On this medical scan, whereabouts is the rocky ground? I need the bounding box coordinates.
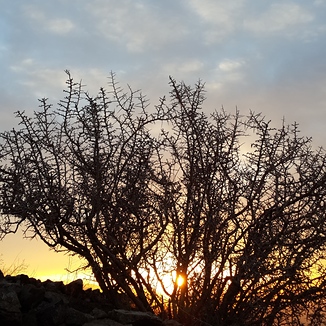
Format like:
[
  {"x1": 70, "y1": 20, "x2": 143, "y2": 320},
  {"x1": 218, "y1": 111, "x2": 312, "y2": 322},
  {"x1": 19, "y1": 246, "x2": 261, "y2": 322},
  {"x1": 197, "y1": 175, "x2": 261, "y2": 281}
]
[{"x1": 0, "y1": 270, "x2": 181, "y2": 326}]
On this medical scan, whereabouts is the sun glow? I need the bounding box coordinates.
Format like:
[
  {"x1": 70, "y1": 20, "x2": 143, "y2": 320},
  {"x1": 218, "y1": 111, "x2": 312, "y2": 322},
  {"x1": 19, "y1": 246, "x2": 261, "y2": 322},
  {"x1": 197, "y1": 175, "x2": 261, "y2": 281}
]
[
  {"x1": 154, "y1": 270, "x2": 186, "y2": 297},
  {"x1": 176, "y1": 274, "x2": 184, "y2": 287},
  {"x1": 140, "y1": 264, "x2": 186, "y2": 297}
]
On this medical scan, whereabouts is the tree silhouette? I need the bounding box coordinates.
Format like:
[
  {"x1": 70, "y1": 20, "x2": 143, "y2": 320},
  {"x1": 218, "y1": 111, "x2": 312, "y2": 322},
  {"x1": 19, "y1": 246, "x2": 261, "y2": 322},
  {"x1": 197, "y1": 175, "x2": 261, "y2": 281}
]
[{"x1": 1, "y1": 71, "x2": 326, "y2": 325}]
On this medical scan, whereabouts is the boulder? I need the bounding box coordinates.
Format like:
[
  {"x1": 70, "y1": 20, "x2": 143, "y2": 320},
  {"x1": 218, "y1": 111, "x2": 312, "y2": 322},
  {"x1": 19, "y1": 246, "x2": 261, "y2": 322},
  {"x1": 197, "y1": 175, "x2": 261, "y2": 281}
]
[
  {"x1": 66, "y1": 278, "x2": 83, "y2": 297},
  {"x1": 43, "y1": 279, "x2": 66, "y2": 293},
  {"x1": 33, "y1": 300, "x2": 92, "y2": 326},
  {"x1": 163, "y1": 320, "x2": 183, "y2": 326},
  {"x1": 19, "y1": 283, "x2": 45, "y2": 312},
  {"x1": 34, "y1": 300, "x2": 62, "y2": 326},
  {"x1": 0, "y1": 283, "x2": 22, "y2": 326},
  {"x1": 43, "y1": 289, "x2": 69, "y2": 308},
  {"x1": 0, "y1": 273, "x2": 182, "y2": 326},
  {"x1": 91, "y1": 307, "x2": 109, "y2": 319},
  {"x1": 60, "y1": 305, "x2": 94, "y2": 325},
  {"x1": 108, "y1": 309, "x2": 163, "y2": 325},
  {"x1": 83, "y1": 319, "x2": 126, "y2": 326}
]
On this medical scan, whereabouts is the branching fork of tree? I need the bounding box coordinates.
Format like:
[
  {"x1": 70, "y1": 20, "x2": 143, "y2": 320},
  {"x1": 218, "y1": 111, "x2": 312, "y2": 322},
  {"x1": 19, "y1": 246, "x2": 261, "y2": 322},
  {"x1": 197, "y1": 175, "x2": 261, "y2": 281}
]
[{"x1": 1, "y1": 71, "x2": 326, "y2": 325}]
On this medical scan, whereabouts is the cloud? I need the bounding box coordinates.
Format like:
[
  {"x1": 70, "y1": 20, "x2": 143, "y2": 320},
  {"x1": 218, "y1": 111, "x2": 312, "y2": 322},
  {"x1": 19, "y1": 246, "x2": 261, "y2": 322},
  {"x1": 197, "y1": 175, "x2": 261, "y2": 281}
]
[
  {"x1": 1, "y1": 0, "x2": 326, "y2": 143},
  {"x1": 9, "y1": 58, "x2": 129, "y2": 105},
  {"x1": 243, "y1": 3, "x2": 314, "y2": 35},
  {"x1": 188, "y1": 0, "x2": 244, "y2": 25},
  {"x1": 22, "y1": 4, "x2": 75, "y2": 35},
  {"x1": 210, "y1": 58, "x2": 247, "y2": 86},
  {"x1": 47, "y1": 19, "x2": 75, "y2": 34},
  {"x1": 218, "y1": 59, "x2": 245, "y2": 72},
  {"x1": 163, "y1": 59, "x2": 205, "y2": 76},
  {"x1": 187, "y1": 0, "x2": 245, "y2": 42},
  {"x1": 85, "y1": 0, "x2": 189, "y2": 53},
  {"x1": 313, "y1": 0, "x2": 326, "y2": 6},
  {"x1": 9, "y1": 58, "x2": 69, "y2": 101}
]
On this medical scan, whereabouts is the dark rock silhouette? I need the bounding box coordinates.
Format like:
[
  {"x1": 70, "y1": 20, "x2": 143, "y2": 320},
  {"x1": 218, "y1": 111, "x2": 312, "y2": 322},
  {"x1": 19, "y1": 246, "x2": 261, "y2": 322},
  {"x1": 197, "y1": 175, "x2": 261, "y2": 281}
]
[{"x1": 0, "y1": 270, "x2": 180, "y2": 326}]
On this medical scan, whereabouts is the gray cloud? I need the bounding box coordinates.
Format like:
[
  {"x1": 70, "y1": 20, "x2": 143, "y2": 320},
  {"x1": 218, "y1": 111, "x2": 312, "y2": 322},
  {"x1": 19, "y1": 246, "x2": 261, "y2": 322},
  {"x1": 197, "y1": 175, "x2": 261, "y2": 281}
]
[{"x1": 1, "y1": 0, "x2": 326, "y2": 144}]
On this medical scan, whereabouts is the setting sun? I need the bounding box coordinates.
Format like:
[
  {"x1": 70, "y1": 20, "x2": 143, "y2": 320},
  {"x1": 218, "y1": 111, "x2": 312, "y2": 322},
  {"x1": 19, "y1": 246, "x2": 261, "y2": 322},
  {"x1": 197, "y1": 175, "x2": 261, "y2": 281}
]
[
  {"x1": 153, "y1": 269, "x2": 186, "y2": 297},
  {"x1": 176, "y1": 274, "x2": 184, "y2": 287}
]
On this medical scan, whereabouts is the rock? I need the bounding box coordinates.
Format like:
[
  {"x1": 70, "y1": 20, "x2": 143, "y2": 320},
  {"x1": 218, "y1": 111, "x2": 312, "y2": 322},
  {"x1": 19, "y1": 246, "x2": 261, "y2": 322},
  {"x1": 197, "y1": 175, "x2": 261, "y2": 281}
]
[
  {"x1": 61, "y1": 306, "x2": 94, "y2": 325},
  {"x1": 5, "y1": 273, "x2": 29, "y2": 285},
  {"x1": 22, "y1": 311, "x2": 38, "y2": 326},
  {"x1": 17, "y1": 274, "x2": 30, "y2": 285},
  {"x1": 163, "y1": 320, "x2": 183, "y2": 326},
  {"x1": 43, "y1": 279, "x2": 66, "y2": 293},
  {"x1": 91, "y1": 307, "x2": 109, "y2": 319},
  {"x1": 44, "y1": 290, "x2": 68, "y2": 305},
  {"x1": 83, "y1": 318, "x2": 127, "y2": 326},
  {"x1": 19, "y1": 283, "x2": 45, "y2": 312},
  {"x1": 133, "y1": 318, "x2": 163, "y2": 326},
  {"x1": 0, "y1": 273, "x2": 182, "y2": 326},
  {"x1": 27, "y1": 277, "x2": 41, "y2": 287},
  {"x1": 35, "y1": 299, "x2": 93, "y2": 326},
  {"x1": 34, "y1": 300, "x2": 63, "y2": 326},
  {"x1": 108, "y1": 309, "x2": 163, "y2": 325},
  {"x1": 66, "y1": 278, "x2": 83, "y2": 297},
  {"x1": 0, "y1": 284, "x2": 22, "y2": 326}
]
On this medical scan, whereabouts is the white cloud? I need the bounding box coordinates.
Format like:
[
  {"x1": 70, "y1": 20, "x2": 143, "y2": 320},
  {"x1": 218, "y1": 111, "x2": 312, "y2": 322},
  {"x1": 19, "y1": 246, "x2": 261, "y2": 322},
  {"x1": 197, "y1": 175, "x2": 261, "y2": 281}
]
[
  {"x1": 10, "y1": 58, "x2": 67, "y2": 99},
  {"x1": 188, "y1": 0, "x2": 245, "y2": 42},
  {"x1": 10, "y1": 58, "x2": 35, "y2": 72},
  {"x1": 218, "y1": 59, "x2": 245, "y2": 72},
  {"x1": 23, "y1": 5, "x2": 75, "y2": 35},
  {"x1": 47, "y1": 19, "x2": 74, "y2": 34},
  {"x1": 161, "y1": 60, "x2": 205, "y2": 77},
  {"x1": 85, "y1": 0, "x2": 188, "y2": 53},
  {"x1": 244, "y1": 3, "x2": 314, "y2": 34},
  {"x1": 10, "y1": 59, "x2": 124, "y2": 102},
  {"x1": 313, "y1": 0, "x2": 326, "y2": 6},
  {"x1": 188, "y1": 0, "x2": 244, "y2": 25},
  {"x1": 214, "y1": 58, "x2": 246, "y2": 85}
]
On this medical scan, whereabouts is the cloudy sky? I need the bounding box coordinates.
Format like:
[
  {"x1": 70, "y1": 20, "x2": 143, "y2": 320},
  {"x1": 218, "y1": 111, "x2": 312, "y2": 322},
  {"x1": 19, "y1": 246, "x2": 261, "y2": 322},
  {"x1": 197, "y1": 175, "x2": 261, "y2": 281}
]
[{"x1": 1, "y1": 0, "x2": 326, "y2": 280}]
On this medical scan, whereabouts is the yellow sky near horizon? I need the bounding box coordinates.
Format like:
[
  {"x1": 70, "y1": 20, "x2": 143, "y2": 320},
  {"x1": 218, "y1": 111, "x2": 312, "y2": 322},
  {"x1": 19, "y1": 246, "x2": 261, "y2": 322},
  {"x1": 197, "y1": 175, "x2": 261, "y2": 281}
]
[
  {"x1": 0, "y1": 229, "x2": 178, "y2": 294},
  {"x1": 0, "y1": 229, "x2": 90, "y2": 283}
]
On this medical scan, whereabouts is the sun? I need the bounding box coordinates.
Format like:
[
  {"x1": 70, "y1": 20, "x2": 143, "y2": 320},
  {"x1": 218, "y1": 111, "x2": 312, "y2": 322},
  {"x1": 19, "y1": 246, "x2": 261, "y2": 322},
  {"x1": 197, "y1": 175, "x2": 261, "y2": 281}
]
[
  {"x1": 154, "y1": 270, "x2": 186, "y2": 297},
  {"x1": 176, "y1": 274, "x2": 185, "y2": 287}
]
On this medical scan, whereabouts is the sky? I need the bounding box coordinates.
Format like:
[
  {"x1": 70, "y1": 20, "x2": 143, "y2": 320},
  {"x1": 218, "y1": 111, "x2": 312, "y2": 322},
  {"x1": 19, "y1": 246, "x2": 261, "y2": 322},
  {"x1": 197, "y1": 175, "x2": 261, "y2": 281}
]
[{"x1": 1, "y1": 0, "x2": 326, "y2": 281}]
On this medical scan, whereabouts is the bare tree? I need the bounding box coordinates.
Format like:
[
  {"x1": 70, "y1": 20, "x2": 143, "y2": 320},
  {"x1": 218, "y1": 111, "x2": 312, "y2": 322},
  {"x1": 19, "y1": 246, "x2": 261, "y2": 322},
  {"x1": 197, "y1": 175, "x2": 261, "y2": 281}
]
[
  {"x1": 0, "y1": 71, "x2": 172, "y2": 312},
  {"x1": 160, "y1": 79, "x2": 326, "y2": 325},
  {"x1": 1, "y1": 72, "x2": 326, "y2": 325}
]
